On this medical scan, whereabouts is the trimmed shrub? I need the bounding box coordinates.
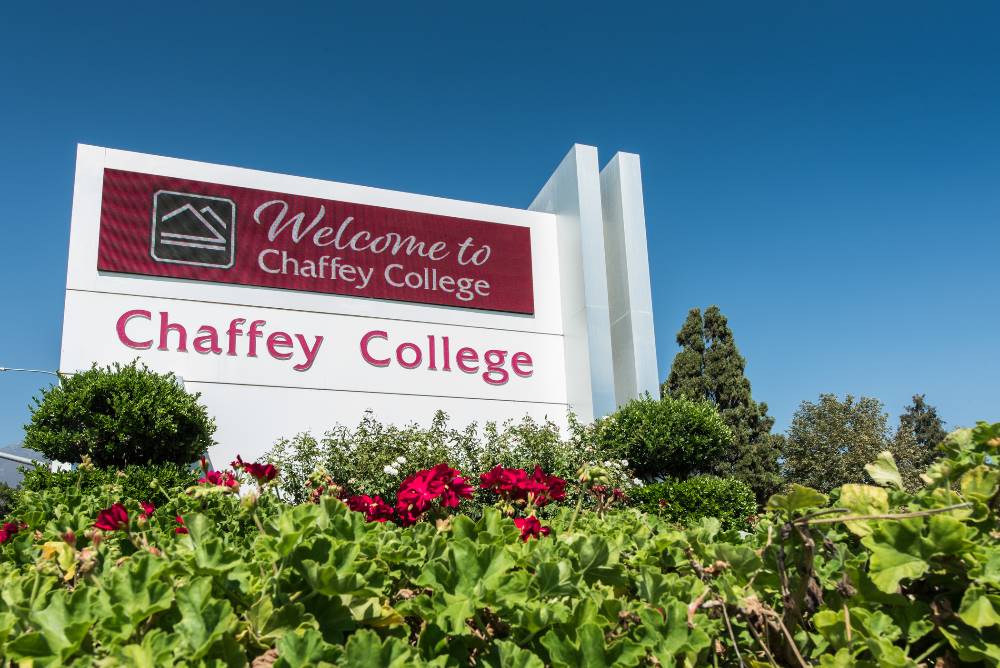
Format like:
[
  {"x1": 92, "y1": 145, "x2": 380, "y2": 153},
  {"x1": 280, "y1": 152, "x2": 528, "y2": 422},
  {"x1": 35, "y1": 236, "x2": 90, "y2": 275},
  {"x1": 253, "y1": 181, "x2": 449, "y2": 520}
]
[
  {"x1": 630, "y1": 475, "x2": 756, "y2": 530},
  {"x1": 595, "y1": 394, "x2": 732, "y2": 481},
  {"x1": 17, "y1": 462, "x2": 199, "y2": 507},
  {"x1": 23, "y1": 361, "x2": 215, "y2": 466}
]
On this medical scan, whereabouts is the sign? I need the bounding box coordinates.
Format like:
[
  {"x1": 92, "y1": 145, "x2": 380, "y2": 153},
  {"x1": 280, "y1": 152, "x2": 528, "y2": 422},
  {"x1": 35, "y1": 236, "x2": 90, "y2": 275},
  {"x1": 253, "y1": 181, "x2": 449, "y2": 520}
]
[
  {"x1": 97, "y1": 169, "x2": 534, "y2": 314},
  {"x1": 61, "y1": 144, "x2": 658, "y2": 467}
]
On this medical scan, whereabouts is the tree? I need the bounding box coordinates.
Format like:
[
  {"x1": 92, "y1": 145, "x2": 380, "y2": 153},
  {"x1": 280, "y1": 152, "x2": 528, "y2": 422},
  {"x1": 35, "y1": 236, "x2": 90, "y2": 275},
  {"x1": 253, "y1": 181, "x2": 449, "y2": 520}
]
[
  {"x1": 890, "y1": 394, "x2": 947, "y2": 490},
  {"x1": 661, "y1": 306, "x2": 781, "y2": 504},
  {"x1": 782, "y1": 394, "x2": 890, "y2": 493}
]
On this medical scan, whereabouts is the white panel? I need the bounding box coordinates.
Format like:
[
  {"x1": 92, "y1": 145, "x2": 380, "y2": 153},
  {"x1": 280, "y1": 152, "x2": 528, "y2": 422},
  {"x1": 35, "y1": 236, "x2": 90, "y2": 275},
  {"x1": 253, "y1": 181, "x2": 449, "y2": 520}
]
[
  {"x1": 61, "y1": 291, "x2": 567, "y2": 405},
  {"x1": 600, "y1": 153, "x2": 659, "y2": 403},
  {"x1": 529, "y1": 145, "x2": 616, "y2": 420}
]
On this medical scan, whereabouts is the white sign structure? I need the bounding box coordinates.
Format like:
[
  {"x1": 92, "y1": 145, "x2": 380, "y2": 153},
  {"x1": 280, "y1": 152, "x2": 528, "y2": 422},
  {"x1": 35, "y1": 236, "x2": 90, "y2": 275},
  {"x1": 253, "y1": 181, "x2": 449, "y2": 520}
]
[{"x1": 60, "y1": 144, "x2": 658, "y2": 465}]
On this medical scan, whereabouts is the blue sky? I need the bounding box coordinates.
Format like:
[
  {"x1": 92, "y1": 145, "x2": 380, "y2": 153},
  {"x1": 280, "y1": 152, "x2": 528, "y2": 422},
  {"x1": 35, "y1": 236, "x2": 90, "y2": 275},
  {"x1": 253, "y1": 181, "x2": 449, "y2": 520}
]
[{"x1": 1, "y1": 1, "x2": 998, "y2": 449}]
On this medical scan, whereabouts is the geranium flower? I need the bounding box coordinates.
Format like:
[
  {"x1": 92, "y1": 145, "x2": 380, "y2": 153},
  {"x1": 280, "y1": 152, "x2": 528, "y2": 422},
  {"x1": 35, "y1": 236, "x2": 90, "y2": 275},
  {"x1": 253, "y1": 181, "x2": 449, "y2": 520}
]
[
  {"x1": 93, "y1": 503, "x2": 129, "y2": 532},
  {"x1": 139, "y1": 501, "x2": 155, "y2": 519},
  {"x1": 198, "y1": 470, "x2": 239, "y2": 488},
  {"x1": 0, "y1": 521, "x2": 23, "y2": 544},
  {"x1": 243, "y1": 462, "x2": 278, "y2": 484},
  {"x1": 174, "y1": 516, "x2": 189, "y2": 535},
  {"x1": 513, "y1": 516, "x2": 551, "y2": 541},
  {"x1": 346, "y1": 495, "x2": 394, "y2": 523},
  {"x1": 429, "y1": 463, "x2": 474, "y2": 508}
]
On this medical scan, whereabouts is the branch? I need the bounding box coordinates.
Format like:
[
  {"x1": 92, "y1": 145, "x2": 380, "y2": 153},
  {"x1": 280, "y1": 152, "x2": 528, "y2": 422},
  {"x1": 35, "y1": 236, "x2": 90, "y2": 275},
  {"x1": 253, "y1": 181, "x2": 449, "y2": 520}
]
[{"x1": 793, "y1": 502, "x2": 972, "y2": 526}]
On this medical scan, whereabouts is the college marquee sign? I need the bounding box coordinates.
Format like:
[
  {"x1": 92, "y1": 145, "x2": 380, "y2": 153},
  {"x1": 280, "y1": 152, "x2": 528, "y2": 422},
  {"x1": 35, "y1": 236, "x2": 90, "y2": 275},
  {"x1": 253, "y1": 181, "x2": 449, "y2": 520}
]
[{"x1": 97, "y1": 169, "x2": 535, "y2": 314}]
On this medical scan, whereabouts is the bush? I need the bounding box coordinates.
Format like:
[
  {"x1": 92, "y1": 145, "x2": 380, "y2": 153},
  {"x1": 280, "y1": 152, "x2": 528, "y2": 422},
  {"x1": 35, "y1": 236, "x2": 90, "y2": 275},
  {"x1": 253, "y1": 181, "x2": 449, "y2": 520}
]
[
  {"x1": 23, "y1": 361, "x2": 216, "y2": 466},
  {"x1": 0, "y1": 482, "x2": 17, "y2": 520},
  {"x1": 595, "y1": 394, "x2": 732, "y2": 481},
  {"x1": 630, "y1": 475, "x2": 757, "y2": 531},
  {"x1": 17, "y1": 462, "x2": 199, "y2": 507},
  {"x1": 265, "y1": 410, "x2": 638, "y2": 512},
  {"x1": 1, "y1": 422, "x2": 998, "y2": 665}
]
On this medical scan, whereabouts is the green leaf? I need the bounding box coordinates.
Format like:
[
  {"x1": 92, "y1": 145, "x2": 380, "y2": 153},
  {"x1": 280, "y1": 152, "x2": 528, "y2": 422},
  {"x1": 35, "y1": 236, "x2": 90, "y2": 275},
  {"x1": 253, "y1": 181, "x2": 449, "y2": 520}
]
[
  {"x1": 961, "y1": 465, "x2": 1000, "y2": 501},
  {"x1": 341, "y1": 629, "x2": 418, "y2": 667},
  {"x1": 766, "y1": 484, "x2": 828, "y2": 515},
  {"x1": 496, "y1": 640, "x2": 545, "y2": 668},
  {"x1": 862, "y1": 520, "x2": 929, "y2": 593},
  {"x1": 864, "y1": 451, "x2": 903, "y2": 490},
  {"x1": 838, "y1": 484, "x2": 889, "y2": 537},
  {"x1": 174, "y1": 576, "x2": 237, "y2": 660},
  {"x1": 959, "y1": 586, "x2": 1000, "y2": 629},
  {"x1": 274, "y1": 628, "x2": 340, "y2": 667}
]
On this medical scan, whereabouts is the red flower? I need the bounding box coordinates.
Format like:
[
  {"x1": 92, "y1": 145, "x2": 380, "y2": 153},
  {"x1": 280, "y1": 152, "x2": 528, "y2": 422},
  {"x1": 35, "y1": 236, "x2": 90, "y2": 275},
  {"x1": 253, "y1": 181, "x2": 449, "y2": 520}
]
[
  {"x1": 346, "y1": 495, "x2": 394, "y2": 523},
  {"x1": 243, "y1": 462, "x2": 278, "y2": 484},
  {"x1": 480, "y1": 465, "x2": 566, "y2": 507},
  {"x1": 139, "y1": 501, "x2": 155, "y2": 519},
  {"x1": 429, "y1": 464, "x2": 474, "y2": 509},
  {"x1": 199, "y1": 470, "x2": 239, "y2": 488},
  {"x1": 93, "y1": 503, "x2": 130, "y2": 532},
  {"x1": 0, "y1": 521, "x2": 22, "y2": 544},
  {"x1": 174, "y1": 516, "x2": 189, "y2": 535},
  {"x1": 513, "y1": 516, "x2": 551, "y2": 541}
]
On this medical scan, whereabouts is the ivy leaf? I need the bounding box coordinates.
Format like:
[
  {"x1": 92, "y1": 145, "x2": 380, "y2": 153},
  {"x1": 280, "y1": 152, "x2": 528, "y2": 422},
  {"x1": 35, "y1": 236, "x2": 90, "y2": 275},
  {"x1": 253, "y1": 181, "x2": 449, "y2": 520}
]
[
  {"x1": 961, "y1": 465, "x2": 1000, "y2": 501},
  {"x1": 864, "y1": 451, "x2": 903, "y2": 490},
  {"x1": 274, "y1": 628, "x2": 341, "y2": 667},
  {"x1": 958, "y1": 586, "x2": 1000, "y2": 629},
  {"x1": 766, "y1": 484, "x2": 828, "y2": 515}
]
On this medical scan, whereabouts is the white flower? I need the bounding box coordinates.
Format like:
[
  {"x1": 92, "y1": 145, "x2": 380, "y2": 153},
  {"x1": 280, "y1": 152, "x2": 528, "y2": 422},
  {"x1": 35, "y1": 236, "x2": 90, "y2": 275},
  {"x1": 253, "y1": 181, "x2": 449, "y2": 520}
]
[
  {"x1": 633, "y1": 478, "x2": 642, "y2": 486},
  {"x1": 603, "y1": 460, "x2": 612, "y2": 467},
  {"x1": 620, "y1": 459, "x2": 629, "y2": 467},
  {"x1": 383, "y1": 465, "x2": 398, "y2": 476},
  {"x1": 396, "y1": 456, "x2": 407, "y2": 465}
]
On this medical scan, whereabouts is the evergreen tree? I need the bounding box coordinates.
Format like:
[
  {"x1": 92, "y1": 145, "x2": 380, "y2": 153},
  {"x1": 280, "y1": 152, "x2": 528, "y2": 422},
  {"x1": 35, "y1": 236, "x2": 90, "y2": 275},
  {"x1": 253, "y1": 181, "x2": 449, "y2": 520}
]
[
  {"x1": 890, "y1": 394, "x2": 947, "y2": 491},
  {"x1": 664, "y1": 308, "x2": 706, "y2": 400},
  {"x1": 661, "y1": 306, "x2": 781, "y2": 504}
]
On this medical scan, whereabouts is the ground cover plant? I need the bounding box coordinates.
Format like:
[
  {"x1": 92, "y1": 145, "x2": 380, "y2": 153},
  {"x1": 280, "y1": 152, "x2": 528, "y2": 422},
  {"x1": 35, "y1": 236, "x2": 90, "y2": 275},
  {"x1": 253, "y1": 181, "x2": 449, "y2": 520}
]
[{"x1": 0, "y1": 420, "x2": 997, "y2": 666}]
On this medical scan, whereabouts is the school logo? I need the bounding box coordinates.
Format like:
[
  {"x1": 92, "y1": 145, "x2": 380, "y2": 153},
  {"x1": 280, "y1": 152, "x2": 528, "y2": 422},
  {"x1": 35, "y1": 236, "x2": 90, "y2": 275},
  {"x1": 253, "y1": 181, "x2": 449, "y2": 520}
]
[{"x1": 150, "y1": 190, "x2": 236, "y2": 269}]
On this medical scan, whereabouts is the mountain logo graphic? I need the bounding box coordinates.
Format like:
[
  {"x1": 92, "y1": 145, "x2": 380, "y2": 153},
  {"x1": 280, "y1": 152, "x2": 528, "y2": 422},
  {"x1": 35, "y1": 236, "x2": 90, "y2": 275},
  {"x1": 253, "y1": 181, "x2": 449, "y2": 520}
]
[{"x1": 150, "y1": 190, "x2": 236, "y2": 269}]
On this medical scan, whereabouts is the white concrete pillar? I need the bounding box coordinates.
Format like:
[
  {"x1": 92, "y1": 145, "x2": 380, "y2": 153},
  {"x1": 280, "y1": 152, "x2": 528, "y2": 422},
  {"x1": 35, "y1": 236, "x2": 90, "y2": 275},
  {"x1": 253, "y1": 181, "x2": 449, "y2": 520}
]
[
  {"x1": 600, "y1": 152, "x2": 659, "y2": 405},
  {"x1": 529, "y1": 145, "x2": 617, "y2": 420}
]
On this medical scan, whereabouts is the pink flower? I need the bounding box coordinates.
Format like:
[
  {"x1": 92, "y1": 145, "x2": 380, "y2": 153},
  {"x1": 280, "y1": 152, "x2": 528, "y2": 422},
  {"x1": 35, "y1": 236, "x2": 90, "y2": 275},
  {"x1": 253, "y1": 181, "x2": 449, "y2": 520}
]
[
  {"x1": 513, "y1": 516, "x2": 551, "y2": 541},
  {"x1": 174, "y1": 516, "x2": 189, "y2": 535},
  {"x1": 139, "y1": 501, "x2": 155, "y2": 519},
  {"x1": 199, "y1": 470, "x2": 239, "y2": 488},
  {"x1": 94, "y1": 503, "x2": 130, "y2": 532},
  {"x1": 480, "y1": 465, "x2": 566, "y2": 507}
]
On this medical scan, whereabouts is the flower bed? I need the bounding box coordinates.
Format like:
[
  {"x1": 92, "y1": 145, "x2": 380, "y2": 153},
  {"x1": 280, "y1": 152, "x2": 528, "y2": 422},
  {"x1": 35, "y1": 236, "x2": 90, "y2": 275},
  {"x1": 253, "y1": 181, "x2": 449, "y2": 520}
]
[{"x1": 0, "y1": 423, "x2": 998, "y2": 666}]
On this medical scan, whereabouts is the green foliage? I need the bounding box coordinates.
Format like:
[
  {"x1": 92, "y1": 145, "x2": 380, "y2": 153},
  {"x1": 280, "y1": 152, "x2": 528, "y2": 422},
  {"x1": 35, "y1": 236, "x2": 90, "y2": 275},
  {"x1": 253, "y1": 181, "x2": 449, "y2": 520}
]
[
  {"x1": 0, "y1": 482, "x2": 18, "y2": 520},
  {"x1": 23, "y1": 361, "x2": 216, "y2": 467},
  {"x1": 266, "y1": 410, "x2": 638, "y2": 511},
  {"x1": 891, "y1": 394, "x2": 948, "y2": 491},
  {"x1": 595, "y1": 394, "x2": 731, "y2": 481},
  {"x1": 661, "y1": 306, "x2": 782, "y2": 504},
  {"x1": 782, "y1": 393, "x2": 892, "y2": 493},
  {"x1": 0, "y1": 420, "x2": 997, "y2": 666},
  {"x1": 630, "y1": 475, "x2": 756, "y2": 531},
  {"x1": 17, "y1": 463, "x2": 199, "y2": 507}
]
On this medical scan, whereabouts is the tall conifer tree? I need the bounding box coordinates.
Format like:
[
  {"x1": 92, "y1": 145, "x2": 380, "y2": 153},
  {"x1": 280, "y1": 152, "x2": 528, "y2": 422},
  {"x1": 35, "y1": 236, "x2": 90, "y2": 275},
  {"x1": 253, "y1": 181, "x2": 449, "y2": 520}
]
[{"x1": 662, "y1": 306, "x2": 781, "y2": 503}]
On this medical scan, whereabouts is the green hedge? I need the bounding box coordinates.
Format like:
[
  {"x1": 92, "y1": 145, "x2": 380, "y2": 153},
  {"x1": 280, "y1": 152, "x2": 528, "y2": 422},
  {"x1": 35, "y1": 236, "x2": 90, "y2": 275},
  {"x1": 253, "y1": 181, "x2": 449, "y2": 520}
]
[
  {"x1": 630, "y1": 475, "x2": 756, "y2": 531},
  {"x1": 17, "y1": 462, "x2": 199, "y2": 507}
]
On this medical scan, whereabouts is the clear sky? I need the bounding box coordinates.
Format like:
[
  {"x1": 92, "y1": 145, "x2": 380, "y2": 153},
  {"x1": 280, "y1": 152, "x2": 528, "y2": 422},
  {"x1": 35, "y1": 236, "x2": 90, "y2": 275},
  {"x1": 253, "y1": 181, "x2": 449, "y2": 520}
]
[{"x1": 1, "y1": 2, "x2": 997, "y2": 449}]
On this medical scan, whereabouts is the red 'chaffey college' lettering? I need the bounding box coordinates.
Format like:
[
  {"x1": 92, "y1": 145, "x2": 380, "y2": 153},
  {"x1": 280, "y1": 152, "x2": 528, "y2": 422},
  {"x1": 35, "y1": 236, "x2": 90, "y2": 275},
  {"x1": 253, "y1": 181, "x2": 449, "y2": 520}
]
[
  {"x1": 114, "y1": 312, "x2": 535, "y2": 385},
  {"x1": 359, "y1": 330, "x2": 533, "y2": 386},
  {"x1": 116, "y1": 310, "x2": 324, "y2": 372}
]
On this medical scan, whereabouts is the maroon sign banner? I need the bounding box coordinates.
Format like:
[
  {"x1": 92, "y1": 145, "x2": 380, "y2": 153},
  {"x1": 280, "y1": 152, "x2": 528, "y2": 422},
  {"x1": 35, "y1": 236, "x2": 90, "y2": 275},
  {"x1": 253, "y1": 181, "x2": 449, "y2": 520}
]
[{"x1": 96, "y1": 169, "x2": 535, "y2": 314}]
